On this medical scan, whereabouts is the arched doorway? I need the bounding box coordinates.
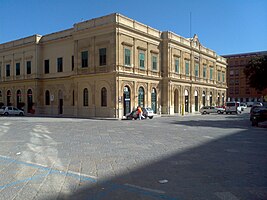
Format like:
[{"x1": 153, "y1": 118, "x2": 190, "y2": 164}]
[
  {"x1": 138, "y1": 87, "x2": 144, "y2": 107},
  {"x1": 27, "y1": 89, "x2": 33, "y2": 113},
  {"x1": 185, "y1": 89, "x2": 189, "y2": 112},
  {"x1": 58, "y1": 90, "x2": 63, "y2": 114},
  {"x1": 7, "y1": 90, "x2": 11, "y2": 106},
  {"x1": 195, "y1": 90, "x2": 198, "y2": 111},
  {"x1": 222, "y1": 94, "x2": 225, "y2": 106},
  {"x1": 202, "y1": 91, "x2": 206, "y2": 106},
  {"x1": 123, "y1": 86, "x2": 131, "y2": 116},
  {"x1": 151, "y1": 88, "x2": 157, "y2": 113},
  {"x1": 174, "y1": 89, "x2": 179, "y2": 113},
  {"x1": 17, "y1": 90, "x2": 22, "y2": 109},
  {"x1": 210, "y1": 92, "x2": 213, "y2": 106}
]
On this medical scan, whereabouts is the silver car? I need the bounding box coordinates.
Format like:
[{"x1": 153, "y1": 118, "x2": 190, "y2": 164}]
[{"x1": 200, "y1": 106, "x2": 225, "y2": 115}]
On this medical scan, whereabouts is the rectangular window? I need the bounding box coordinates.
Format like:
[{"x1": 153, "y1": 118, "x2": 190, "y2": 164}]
[
  {"x1": 81, "y1": 51, "x2": 88, "y2": 68},
  {"x1": 175, "y1": 58, "x2": 179, "y2": 73},
  {"x1": 230, "y1": 70, "x2": 234, "y2": 76},
  {"x1": 194, "y1": 63, "x2": 199, "y2": 77},
  {"x1": 222, "y1": 72, "x2": 225, "y2": 82},
  {"x1": 99, "y1": 48, "x2": 107, "y2": 66},
  {"x1": 44, "y1": 60, "x2": 49, "y2": 74},
  {"x1": 72, "y1": 56, "x2": 74, "y2": 71},
  {"x1": 124, "y1": 48, "x2": 131, "y2": 66},
  {"x1": 210, "y1": 67, "x2": 213, "y2": 80},
  {"x1": 26, "y1": 61, "x2": 31, "y2": 74},
  {"x1": 6, "y1": 64, "x2": 10, "y2": 77},
  {"x1": 235, "y1": 69, "x2": 239, "y2": 76},
  {"x1": 185, "y1": 60, "x2": 190, "y2": 76},
  {"x1": 139, "y1": 52, "x2": 145, "y2": 69},
  {"x1": 218, "y1": 71, "x2": 221, "y2": 82},
  {"x1": 16, "y1": 63, "x2": 20, "y2": 76},
  {"x1": 152, "y1": 55, "x2": 158, "y2": 70},
  {"x1": 203, "y1": 65, "x2": 207, "y2": 78},
  {"x1": 57, "y1": 57, "x2": 63, "y2": 72}
]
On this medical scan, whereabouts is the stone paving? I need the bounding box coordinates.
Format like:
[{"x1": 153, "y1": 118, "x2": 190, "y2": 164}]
[{"x1": 0, "y1": 110, "x2": 266, "y2": 200}]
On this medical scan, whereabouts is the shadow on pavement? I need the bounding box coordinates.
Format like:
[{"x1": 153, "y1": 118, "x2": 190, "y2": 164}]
[{"x1": 43, "y1": 118, "x2": 267, "y2": 200}]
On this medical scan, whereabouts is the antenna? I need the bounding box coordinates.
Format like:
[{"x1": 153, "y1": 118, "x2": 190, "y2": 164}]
[{"x1": 190, "y1": 12, "x2": 192, "y2": 38}]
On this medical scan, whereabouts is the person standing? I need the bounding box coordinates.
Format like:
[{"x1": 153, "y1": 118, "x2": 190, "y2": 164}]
[{"x1": 137, "y1": 106, "x2": 145, "y2": 120}]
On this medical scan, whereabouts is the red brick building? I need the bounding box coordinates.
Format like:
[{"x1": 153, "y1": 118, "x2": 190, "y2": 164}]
[{"x1": 223, "y1": 51, "x2": 267, "y2": 105}]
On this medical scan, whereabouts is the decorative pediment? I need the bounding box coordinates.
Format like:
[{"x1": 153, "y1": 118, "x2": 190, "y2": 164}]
[{"x1": 192, "y1": 34, "x2": 200, "y2": 48}]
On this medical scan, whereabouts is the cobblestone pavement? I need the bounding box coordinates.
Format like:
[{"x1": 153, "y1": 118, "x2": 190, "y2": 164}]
[{"x1": 0, "y1": 109, "x2": 266, "y2": 200}]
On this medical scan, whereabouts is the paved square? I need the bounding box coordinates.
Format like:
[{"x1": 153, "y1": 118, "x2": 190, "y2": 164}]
[{"x1": 0, "y1": 111, "x2": 266, "y2": 199}]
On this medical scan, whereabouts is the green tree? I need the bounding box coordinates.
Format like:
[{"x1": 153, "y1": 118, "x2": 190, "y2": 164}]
[{"x1": 244, "y1": 55, "x2": 267, "y2": 91}]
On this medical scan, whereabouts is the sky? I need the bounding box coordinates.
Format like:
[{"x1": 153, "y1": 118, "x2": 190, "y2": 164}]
[{"x1": 0, "y1": 0, "x2": 266, "y2": 55}]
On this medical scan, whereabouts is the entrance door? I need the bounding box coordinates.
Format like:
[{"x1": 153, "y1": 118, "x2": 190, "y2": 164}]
[
  {"x1": 138, "y1": 87, "x2": 144, "y2": 107},
  {"x1": 58, "y1": 90, "x2": 63, "y2": 114},
  {"x1": 59, "y1": 99, "x2": 63, "y2": 114},
  {"x1": 151, "y1": 88, "x2": 157, "y2": 113},
  {"x1": 194, "y1": 91, "x2": 198, "y2": 111},
  {"x1": 174, "y1": 89, "x2": 179, "y2": 113},
  {"x1": 185, "y1": 90, "x2": 189, "y2": 112},
  {"x1": 27, "y1": 89, "x2": 33, "y2": 113},
  {"x1": 123, "y1": 86, "x2": 131, "y2": 116}
]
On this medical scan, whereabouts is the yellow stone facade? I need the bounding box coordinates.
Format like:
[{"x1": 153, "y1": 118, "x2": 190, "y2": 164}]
[{"x1": 0, "y1": 13, "x2": 227, "y2": 118}]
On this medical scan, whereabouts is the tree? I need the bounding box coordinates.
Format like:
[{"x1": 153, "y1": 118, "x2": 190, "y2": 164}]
[{"x1": 244, "y1": 55, "x2": 267, "y2": 91}]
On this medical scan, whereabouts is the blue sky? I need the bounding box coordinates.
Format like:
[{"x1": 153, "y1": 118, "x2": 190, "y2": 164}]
[{"x1": 0, "y1": 0, "x2": 266, "y2": 55}]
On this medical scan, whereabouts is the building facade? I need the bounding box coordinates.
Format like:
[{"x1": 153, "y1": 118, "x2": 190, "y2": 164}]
[
  {"x1": 223, "y1": 51, "x2": 267, "y2": 104},
  {"x1": 0, "y1": 13, "x2": 227, "y2": 118}
]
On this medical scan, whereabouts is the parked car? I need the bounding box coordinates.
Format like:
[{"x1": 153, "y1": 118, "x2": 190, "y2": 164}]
[
  {"x1": 125, "y1": 110, "x2": 138, "y2": 120},
  {"x1": 0, "y1": 106, "x2": 24, "y2": 116},
  {"x1": 240, "y1": 103, "x2": 247, "y2": 111},
  {"x1": 250, "y1": 107, "x2": 267, "y2": 126},
  {"x1": 142, "y1": 107, "x2": 156, "y2": 119},
  {"x1": 200, "y1": 106, "x2": 225, "y2": 114},
  {"x1": 225, "y1": 102, "x2": 242, "y2": 114},
  {"x1": 250, "y1": 104, "x2": 264, "y2": 121}
]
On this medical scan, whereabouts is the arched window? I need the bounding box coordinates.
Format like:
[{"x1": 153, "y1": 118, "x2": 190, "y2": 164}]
[
  {"x1": 83, "y1": 88, "x2": 88, "y2": 106},
  {"x1": 101, "y1": 87, "x2": 107, "y2": 107},
  {"x1": 45, "y1": 90, "x2": 50, "y2": 105},
  {"x1": 138, "y1": 87, "x2": 144, "y2": 107}
]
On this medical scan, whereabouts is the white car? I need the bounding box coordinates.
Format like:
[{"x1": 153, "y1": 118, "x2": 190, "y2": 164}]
[
  {"x1": 142, "y1": 107, "x2": 156, "y2": 119},
  {"x1": 0, "y1": 106, "x2": 24, "y2": 116},
  {"x1": 200, "y1": 106, "x2": 225, "y2": 114}
]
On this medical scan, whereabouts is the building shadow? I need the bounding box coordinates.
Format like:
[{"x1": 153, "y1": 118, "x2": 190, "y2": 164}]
[{"x1": 41, "y1": 119, "x2": 267, "y2": 200}]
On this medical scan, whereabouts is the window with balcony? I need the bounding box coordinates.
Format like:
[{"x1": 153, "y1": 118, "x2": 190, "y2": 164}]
[
  {"x1": 81, "y1": 51, "x2": 88, "y2": 68},
  {"x1": 99, "y1": 48, "x2": 106, "y2": 66},
  {"x1": 203, "y1": 65, "x2": 207, "y2": 78},
  {"x1": 16, "y1": 63, "x2": 20, "y2": 76},
  {"x1": 210, "y1": 67, "x2": 213, "y2": 80},
  {"x1": 152, "y1": 55, "x2": 158, "y2": 71},
  {"x1": 124, "y1": 48, "x2": 131, "y2": 66},
  {"x1": 57, "y1": 57, "x2": 63, "y2": 72},
  {"x1": 44, "y1": 60, "x2": 49, "y2": 74},
  {"x1": 194, "y1": 63, "x2": 199, "y2": 77},
  {"x1": 26, "y1": 61, "x2": 31, "y2": 74},
  {"x1": 222, "y1": 72, "x2": 225, "y2": 82},
  {"x1": 174, "y1": 58, "x2": 179, "y2": 73},
  {"x1": 139, "y1": 51, "x2": 145, "y2": 69},
  {"x1": 218, "y1": 71, "x2": 221, "y2": 82},
  {"x1": 6, "y1": 64, "x2": 10, "y2": 77},
  {"x1": 185, "y1": 60, "x2": 190, "y2": 76}
]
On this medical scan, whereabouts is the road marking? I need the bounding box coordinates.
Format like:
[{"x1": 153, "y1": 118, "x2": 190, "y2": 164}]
[
  {"x1": 124, "y1": 183, "x2": 165, "y2": 194},
  {"x1": 0, "y1": 155, "x2": 179, "y2": 200},
  {"x1": 215, "y1": 192, "x2": 240, "y2": 200}
]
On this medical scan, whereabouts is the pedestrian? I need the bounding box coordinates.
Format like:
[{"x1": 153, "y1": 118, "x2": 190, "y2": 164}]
[{"x1": 137, "y1": 106, "x2": 145, "y2": 120}]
